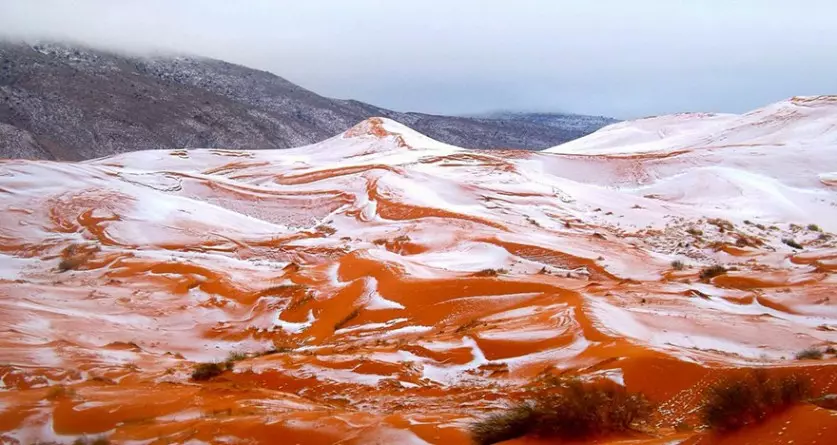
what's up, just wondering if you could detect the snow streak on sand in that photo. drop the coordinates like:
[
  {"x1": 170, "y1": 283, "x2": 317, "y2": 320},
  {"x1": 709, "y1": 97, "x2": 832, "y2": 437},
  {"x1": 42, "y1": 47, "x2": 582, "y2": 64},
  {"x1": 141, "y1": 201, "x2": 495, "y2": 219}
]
[{"x1": 1, "y1": 99, "x2": 837, "y2": 444}]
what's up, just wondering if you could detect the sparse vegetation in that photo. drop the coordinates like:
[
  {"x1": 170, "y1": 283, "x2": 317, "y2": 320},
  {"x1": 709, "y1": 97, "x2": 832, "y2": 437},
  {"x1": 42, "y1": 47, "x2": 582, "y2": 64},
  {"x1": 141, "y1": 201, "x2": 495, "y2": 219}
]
[
  {"x1": 45, "y1": 385, "x2": 76, "y2": 400},
  {"x1": 471, "y1": 405, "x2": 536, "y2": 445},
  {"x1": 226, "y1": 351, "x2": 248, "y2": 362},
  {"x1": 674, "y1": 421, "x2": 692, "y2": 432},
  {"x1": 701, "y1": 371, "x2": 811, "y2": 431},
  {"x1": 686, "y1": 228, "x2": 703, "y2": 237},
  {"x1": 782, "y1": 238, "x2": 803, "y2": 249},
  {"x1": 474, "y1": 268, "x2": 508, "y2": 277},
  {"x1": 671, "y1": 260, "x2": 685, "y2": 271},
  {"x1": 699, "y1": 265, "x2": 727, "y2": 281},
  {"x1": 707, "y1": 218, "x2": 734, "y2": 233},
  {"x1": 807, "y1": 224, "x2": 821, "y2": 232},
  {"x1": 455, "y1": 319, "x2": 481, "y2": 333},
  {"x1": 57, "y1": 257, "x2": 85, "y2": 272},
  {"x1": 334, "y1": 308, "x2": 361, "y2": 331},
  {"x1": 734, "y1": 233, "x2": 763, "y2": 248},
  {"x1": 257, "y1": 346, "x2": 294, "y2": 356},
  {"x1": 470, "y1": 380, "x2": 652, "y2": 445},
  {"x1": 825, "y1": 346, "x2": 836, "y2": 355},
  {"x1": 755, "y1": 223, "x2": 766, "y2": 230},
  {"x1": 73, "y1": 437, "x2": 110, "y2": 445},
  {"x1": 191, "y1": 361, "x2": 234, "y2": 381},
  {"x1": 795, "y1": 347, "x2": 824, "y2": 360}
]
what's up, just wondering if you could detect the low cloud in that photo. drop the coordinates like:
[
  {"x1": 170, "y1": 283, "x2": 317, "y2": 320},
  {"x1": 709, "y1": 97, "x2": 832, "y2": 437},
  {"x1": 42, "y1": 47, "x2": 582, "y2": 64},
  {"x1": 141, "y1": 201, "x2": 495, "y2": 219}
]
[{"x1": 2, "y1": 0, "x2": 835, "y2": 118}]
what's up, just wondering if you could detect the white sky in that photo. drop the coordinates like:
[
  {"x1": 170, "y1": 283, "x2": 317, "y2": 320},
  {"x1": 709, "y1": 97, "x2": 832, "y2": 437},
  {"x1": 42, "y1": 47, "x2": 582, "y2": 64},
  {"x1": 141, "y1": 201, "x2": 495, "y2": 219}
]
[{"x1": 1, "y1": 0, "x2": 835, "y2": 118}]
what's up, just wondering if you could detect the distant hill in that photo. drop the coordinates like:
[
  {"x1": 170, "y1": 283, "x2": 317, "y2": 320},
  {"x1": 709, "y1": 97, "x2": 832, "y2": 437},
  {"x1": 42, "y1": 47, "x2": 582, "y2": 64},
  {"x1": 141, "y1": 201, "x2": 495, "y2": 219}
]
[
  {"x1": 472, "y1": 111, "x2": 618, "y2": 132},
  {"x1": 0, "y1": 41, "x2": 616, "y2": 160}
]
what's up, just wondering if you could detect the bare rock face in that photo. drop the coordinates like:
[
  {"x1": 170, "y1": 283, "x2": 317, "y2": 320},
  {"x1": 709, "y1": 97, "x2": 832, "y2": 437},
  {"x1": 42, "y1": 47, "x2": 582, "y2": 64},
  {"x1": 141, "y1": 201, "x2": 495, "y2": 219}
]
[
  {"x1": 0, "y1": 122, "x2": 51, "y2": 159},
  {"x1": 0, "y1": 41, "x2": 616, "y2": 160}
]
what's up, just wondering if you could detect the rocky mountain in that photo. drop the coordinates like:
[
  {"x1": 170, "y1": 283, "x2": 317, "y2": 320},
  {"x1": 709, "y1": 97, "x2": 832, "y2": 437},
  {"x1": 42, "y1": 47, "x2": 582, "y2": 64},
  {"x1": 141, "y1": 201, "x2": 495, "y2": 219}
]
[
  {"x1": 0, "y1": 41, "x2": 616, "y2": 160},
  {"x1": 473, "y1": 110, "x2": 618, "y2": 132}
]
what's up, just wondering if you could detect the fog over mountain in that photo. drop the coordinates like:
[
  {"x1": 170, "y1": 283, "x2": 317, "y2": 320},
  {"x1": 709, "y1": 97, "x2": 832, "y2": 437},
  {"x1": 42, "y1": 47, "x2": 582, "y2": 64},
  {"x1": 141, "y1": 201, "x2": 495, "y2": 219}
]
[
  {"x1": 1, "y1": 0, "x2": 835, "y2": 118},
  {"x1": 0, "y1": 41, "x2": 616, "y2": 160}
]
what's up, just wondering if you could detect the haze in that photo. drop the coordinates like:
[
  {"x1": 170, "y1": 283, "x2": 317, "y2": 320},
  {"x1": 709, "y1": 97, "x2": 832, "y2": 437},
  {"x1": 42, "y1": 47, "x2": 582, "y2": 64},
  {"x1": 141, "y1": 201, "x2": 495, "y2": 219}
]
[{"x1": 1, "y1": 0, "x2": 835, "y2": 118}]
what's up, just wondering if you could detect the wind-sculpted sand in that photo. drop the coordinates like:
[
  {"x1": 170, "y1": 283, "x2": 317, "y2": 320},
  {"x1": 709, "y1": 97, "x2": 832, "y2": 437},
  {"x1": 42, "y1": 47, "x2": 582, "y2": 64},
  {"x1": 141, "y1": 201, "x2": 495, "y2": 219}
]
[{"x1": 2, "y1": 98, "x2": 837, "y2": 444}]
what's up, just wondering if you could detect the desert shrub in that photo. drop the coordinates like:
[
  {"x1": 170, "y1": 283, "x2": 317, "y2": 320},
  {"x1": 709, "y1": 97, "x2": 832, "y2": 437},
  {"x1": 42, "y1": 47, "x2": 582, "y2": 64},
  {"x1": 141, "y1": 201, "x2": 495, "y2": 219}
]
[
  {"x1": 735, "y1": 234, "x2": 763, "y2": 248},
  {"x1": 825, "y1": 346, "x2": 836, "y2": 355},
  {"x1": 755, "y1": 223, "x2": 766, "y2": 230},
  {"x1": 671, "y1": 260, "x2": 685, "y2": 271},
  {"x1": 226, "y1": 351, "x2": 248, "y2": 362},
  {"x1": 795, "y1": 347, "x2": 823, "y2": 360},
  {"x1": 470, "y1": 380, "x2": 652, "y2": 445},
  {"x1": 191, "y1": 361, "x2": 234, "y2": 381},
  {"x1": 707, "y1": 218, "x2": 734, "y2": 232},
  {"x1": 471, "y1": 405, "x2": 537, "y2": 445},
  {"x1": 45, "y1": 385, "x2": 76, "y2": 400},
  {"x1": 782, "y1": 238, "x2": 803, "y2": 249},
  {"x1": 807, "y1": 224, "x2": 821, "y2": 232},
  {"x1": 73, "y1": 437, "x2": 110, "y2": 445},
  {"x1": 257, "y1": 346, "x2": 293, "y2": 356},
  {"x1": 334, "y1": 308, "x2": 361, "y2": 330},
  {"x1": 702, "y1": 371, "x2": 810, "y2": 431},
  {"x1": 699, "y1": 265, "x2": 727, "y2": 280},
  {"x1": 474, "y1": 268, "x2": 507, "y2": 277},
  {"x1": 686, "y1": 228, "x2": 703, "y2": 236},
  {"x1": 674, "y1": 421, "x2": 693, "y2": 432},
  {"x1": 57, "y1": 257, "x2": 85, "y2": 272}
]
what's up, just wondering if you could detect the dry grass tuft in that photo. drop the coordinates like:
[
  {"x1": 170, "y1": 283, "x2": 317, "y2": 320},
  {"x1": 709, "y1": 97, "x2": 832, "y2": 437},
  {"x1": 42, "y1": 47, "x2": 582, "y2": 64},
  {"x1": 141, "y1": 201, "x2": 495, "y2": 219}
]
[
  {"x1": 191, "y1": 361, "x2": 234, "y2": 381},
  {"x1": 707, "y1": 218, "x2": 734, "y2": 233},
  {"x1": 470, "y1": 380, "x2": 652, "y2": 445},
  {"x1": 334, "y1": 308, "x2": 361, "y2": 331},
  {"x1": 699, "y1": 265, "x2": 727, "y2": 281},
  {"x1": 702, "y1": 371, "x2": 811, "y2": 431},
  {"x1": 795, "y1": 347, "x2": 823, "y2": 360},
  {"x1": 782, "y1": 238, "x2": 803, "y2": 249},
  {"x1": 73, "y1": 437, "x2": 110, "y2": 445}
]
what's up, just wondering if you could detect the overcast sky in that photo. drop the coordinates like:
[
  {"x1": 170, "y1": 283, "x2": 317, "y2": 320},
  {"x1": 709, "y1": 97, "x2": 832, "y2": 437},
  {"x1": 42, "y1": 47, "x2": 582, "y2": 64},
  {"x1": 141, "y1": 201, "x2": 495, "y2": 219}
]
[{"x1": 1, "y1": 0, "x2": 835, "y2": 118}]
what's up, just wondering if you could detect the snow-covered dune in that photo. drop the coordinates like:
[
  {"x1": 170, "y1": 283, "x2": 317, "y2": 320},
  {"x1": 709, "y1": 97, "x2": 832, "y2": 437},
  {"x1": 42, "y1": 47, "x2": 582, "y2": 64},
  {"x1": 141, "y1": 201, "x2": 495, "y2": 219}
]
[
  {"x1": 546, "y1": 95, "x2": 837, "y2": 155},
  {"x1": 1, "y1": 100, "x2": 836, "y2": 445}
]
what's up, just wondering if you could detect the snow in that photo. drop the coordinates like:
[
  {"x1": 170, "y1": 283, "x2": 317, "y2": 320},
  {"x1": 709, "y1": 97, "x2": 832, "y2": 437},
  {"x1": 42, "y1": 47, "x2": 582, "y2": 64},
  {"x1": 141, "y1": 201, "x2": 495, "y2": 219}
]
[
  {"x1": 1, "y1": 95, "x2": 837, "y2": 443},
  {"x1": 421, "y1": 336, "x2": 488, "y2": 385},
  {"x1": 0, "y1": 253, "x2": 38, "y2": 280},
  {"x1": 274, "y1": 310, "x2": 315, "y2": 334},
  {"x1": 363, "y1": 278, "x2": 405, "y2": 310},
  {"x1": 405, "y1": 242, "x2": 512, "y2": 272},
  {"x1": 545, "y1": 112, "x2": 737, "y2": 155},
  {"x1": 546, "y1": 96, "x2": 837, "y2": 156}
]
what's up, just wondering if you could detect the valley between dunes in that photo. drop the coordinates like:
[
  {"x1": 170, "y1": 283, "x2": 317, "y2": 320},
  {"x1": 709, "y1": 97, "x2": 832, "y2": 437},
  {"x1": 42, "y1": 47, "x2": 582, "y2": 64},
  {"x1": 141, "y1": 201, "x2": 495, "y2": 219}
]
[{"x1": 1, "y1": 96, "x2": 837, "y2": 444}]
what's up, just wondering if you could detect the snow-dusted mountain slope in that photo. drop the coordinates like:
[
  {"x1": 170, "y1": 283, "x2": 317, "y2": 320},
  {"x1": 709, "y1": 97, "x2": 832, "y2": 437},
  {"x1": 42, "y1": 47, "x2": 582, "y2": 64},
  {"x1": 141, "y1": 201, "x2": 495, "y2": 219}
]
[
  {"x1": 1, "y1": 100, "x2": 836, "y2": 444},
  {"x1": 0, "y1": 41, "x2": 614, "y2": 160}
]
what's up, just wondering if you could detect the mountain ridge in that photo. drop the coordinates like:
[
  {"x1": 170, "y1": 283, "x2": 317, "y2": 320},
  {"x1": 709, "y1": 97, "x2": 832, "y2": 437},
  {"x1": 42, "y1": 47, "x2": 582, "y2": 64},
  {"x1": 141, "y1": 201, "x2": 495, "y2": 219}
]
[{"x1": 0, "y1": 41, "x2": 616, "y2": 160}]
